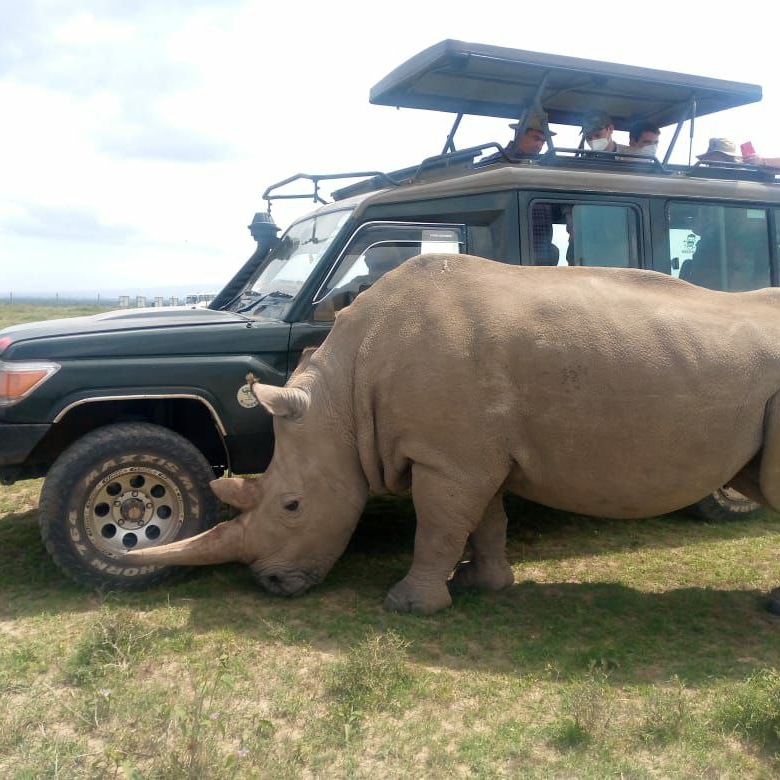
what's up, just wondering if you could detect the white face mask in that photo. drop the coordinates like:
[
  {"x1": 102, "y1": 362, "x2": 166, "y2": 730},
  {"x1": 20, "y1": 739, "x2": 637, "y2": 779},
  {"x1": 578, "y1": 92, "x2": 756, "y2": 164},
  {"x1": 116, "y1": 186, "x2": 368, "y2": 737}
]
[
  {"x1": 588, "y1": 137, "x2": 610, "y2": 151},
  {"x1": 639, "y1": 143, "x2": 658, "y2": 157}
]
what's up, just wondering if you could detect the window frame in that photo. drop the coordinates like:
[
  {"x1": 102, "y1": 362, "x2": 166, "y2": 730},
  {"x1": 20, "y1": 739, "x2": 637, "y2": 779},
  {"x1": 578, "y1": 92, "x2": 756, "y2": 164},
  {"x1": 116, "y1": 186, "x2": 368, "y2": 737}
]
[
  {"x1": 519, "y1": 192, "x2": 649, "y2": 269},
  {"x1": 310, "y1": 220, "x2": 467, "y2": 306},
  {"x1": 663, "y1": 199, "x2": 775, "y2": 291}
]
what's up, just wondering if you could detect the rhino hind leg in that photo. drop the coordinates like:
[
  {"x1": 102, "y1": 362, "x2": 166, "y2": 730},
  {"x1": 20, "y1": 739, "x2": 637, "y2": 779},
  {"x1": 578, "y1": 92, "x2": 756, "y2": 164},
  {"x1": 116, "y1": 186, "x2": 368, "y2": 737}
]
[
  {"x1": 450, "y1": 493, "x2": 514, "y2": 593},
  {"x1": 757, "y1": 392, "x2": 780, "y2": 512}
]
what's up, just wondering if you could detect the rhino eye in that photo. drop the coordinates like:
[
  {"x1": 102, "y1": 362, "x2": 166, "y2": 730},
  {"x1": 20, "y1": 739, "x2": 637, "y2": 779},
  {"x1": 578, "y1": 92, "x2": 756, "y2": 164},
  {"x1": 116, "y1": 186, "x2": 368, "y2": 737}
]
[{"x1": 283, "y1": 499, "x2": 300, "y2": 512}]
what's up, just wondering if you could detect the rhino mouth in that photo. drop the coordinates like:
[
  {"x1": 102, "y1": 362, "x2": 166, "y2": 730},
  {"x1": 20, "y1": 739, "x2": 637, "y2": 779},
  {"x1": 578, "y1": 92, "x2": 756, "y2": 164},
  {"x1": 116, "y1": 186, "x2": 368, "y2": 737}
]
[{"x1": 253, "y1": 568, "x2": 320, "y2": 597}]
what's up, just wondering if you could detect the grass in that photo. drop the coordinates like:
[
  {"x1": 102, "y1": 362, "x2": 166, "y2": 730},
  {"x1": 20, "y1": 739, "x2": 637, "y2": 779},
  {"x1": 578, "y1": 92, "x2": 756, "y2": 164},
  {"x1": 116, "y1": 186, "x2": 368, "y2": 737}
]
[
  {"x1": 1, "y1": 305, "x2": 779, "y2": 776},
  {"x1": 2, "y1": 480, "x2": 779, "y2": 778},
  {"x1": 0, "y1": 302, "x2": 110, "y2": 330}
]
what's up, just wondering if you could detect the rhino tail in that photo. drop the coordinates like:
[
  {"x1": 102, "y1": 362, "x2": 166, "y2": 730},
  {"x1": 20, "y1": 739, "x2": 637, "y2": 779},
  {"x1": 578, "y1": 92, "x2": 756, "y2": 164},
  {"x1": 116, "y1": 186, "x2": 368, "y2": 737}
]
[
  {"x1": 758, "y1": 391, "x2": 780, "y2": 511},
  {"x1": 122, "y1": 519, "x2": 247, "y2": 566}
]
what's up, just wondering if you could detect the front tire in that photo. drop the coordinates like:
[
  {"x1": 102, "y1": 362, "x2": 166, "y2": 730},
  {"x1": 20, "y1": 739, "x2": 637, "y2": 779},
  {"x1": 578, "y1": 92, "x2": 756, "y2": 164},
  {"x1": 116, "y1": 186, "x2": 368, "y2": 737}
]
[
  {"x1": 39, "y1": 423, "x2": 219, "y2": 590},
  {"x1": 689, "y1": 486, "x2": 765, "y2": 522}
]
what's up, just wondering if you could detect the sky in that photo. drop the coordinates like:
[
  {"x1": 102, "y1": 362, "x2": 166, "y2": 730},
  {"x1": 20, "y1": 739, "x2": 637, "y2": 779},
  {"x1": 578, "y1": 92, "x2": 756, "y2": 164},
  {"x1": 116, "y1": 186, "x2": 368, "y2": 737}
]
[{"x1": 1, "y1": 0, "x2": 778, "y2": 296}]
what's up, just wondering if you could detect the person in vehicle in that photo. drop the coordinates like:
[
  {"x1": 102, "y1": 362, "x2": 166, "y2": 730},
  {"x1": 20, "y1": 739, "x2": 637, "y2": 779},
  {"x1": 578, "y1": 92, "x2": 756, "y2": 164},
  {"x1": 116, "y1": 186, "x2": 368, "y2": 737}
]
[
  {"x1": 696, "y1": 138, "x2": 741, "y2": 163},
  {"x1": 729, "y1": 240, "x2": 763, "y2": 291},
  {"x1": 677, "y1": 208, "x2": 768, "y2": 291},
  {"x1": 531, "y1": 203, "x2": 560, "y2": 265},
  {"x1": 482, "y1": 115, "x2": 555, "y2": 163},
  {"x1": 743, "y1": 152, "x2": 780, "y2": 169},
  {"x1": 678, "y1": 208, "x2": 723, "y2": 288},
  {"x1": 580, "y1": 111, "x2": 630, "y2": 154},
  {"x1": 315, "y1": 245, "x2": 409, "y2": 319},
  {"x1": 562, "y1": 204, "x2": 574, "y2": 263},
  {"x1": 628, "y1": 120, "x2": 661, "y2": 156}
]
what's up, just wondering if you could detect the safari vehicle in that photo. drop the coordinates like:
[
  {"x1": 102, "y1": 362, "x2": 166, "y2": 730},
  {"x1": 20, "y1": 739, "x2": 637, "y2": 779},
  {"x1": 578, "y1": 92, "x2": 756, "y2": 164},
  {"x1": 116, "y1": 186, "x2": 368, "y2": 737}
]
[{"x1": 1, "y1": 40, "x2": 778, "y2": 591}]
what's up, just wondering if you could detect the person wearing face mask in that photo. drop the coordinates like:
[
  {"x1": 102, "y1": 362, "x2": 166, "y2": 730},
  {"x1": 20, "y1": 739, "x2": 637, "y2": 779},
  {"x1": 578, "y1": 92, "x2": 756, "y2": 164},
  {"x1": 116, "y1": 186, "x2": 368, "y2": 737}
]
[
  {"x1": 628, "y1": 120, "x2": 661, "y2": 158},
  {"x1": 580, "y1": 110, "x2": 631, "y2": 155}
]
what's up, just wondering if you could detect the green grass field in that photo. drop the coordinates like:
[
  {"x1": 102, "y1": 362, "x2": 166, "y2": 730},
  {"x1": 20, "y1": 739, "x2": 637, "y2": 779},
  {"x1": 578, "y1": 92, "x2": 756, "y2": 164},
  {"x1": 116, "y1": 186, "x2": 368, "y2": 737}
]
[
  {"x1": 1, "y1": 304, "x2": 779, "y2": 777},
  {"x1": 0, "y1": 302, "x2": 110, "y2": 330}
]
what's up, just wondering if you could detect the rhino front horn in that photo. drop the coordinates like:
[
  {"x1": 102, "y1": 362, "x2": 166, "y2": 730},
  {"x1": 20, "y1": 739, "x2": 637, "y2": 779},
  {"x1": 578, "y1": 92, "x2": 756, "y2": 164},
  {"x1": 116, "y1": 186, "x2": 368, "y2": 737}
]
[{"x1": 123, "y1": 520, "x2": 247, "y2": 566}]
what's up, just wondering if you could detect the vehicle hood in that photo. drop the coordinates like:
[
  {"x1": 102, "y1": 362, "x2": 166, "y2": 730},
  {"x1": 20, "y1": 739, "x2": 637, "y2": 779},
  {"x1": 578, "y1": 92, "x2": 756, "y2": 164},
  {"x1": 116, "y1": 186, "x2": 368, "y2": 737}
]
[{"x1": 0, "y1": 306, "x2": 286, "y2": 361}]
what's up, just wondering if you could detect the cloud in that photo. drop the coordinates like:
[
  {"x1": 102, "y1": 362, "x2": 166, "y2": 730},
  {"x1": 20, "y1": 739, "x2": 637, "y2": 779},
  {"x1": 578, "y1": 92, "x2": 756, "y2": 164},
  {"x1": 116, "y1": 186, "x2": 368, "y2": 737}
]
[
  {"x1": 1, "y1": 202, "x2": 140, "y2": 244},
  {"x1": 0, "y1": 3, "x2": 250, "y2": 167},
  {"x1": 0, "y1": 6, "x2": 187, "y2": 96},
  {"x1": 96, "y1": 115, "x2": 240, "y2": 163}
]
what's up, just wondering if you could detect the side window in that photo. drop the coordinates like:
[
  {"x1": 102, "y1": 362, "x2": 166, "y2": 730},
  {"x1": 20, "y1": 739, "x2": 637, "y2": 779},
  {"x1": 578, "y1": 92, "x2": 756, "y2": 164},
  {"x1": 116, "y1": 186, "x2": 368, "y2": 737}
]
[
  {"x1": 531, "y1": 201, "x2": 639, "y2": 268},
  {"x1": 312, "y1": 223, "x2": 465, "y2": 321},
  {"x1": 668, "y1": 203, "x2": 770, "y2": 291},
  {"x1": 571, "y1": 205, "x2": 639, "y2": 268}
]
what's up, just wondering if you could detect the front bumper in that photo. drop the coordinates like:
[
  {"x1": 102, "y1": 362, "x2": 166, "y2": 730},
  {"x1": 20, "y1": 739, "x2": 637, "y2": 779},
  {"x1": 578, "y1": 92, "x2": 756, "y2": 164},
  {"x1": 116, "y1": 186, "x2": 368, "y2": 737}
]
[{"x1": 0, "y1": 423, "x2": 51, "y2": 482}]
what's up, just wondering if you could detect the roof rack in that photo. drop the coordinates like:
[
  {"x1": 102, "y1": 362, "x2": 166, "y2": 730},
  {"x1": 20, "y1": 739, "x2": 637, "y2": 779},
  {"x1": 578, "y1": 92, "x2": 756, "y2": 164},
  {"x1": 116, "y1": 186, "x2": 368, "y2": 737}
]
[
  {"x1": 276, "y1": 146, "x2": 779, "y2": 210},
  {"x1": 533, "y1": 147, "x2": 669, "y2": 174},
  {"x1": 262, "y1": 171, "x2": 406, "y2": 213},
  {"x1": 331, "y1": 143, "x2": 495, "y2": 200},
  {"x1": 683, "y1": 160, "x2": 778, "y2": 184}
]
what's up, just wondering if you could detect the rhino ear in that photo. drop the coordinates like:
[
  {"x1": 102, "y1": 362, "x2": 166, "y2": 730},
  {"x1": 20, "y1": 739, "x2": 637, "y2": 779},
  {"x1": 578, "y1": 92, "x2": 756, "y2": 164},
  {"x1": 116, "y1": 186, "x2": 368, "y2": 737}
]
[
  {"x1": 252, "y1": 383, "x2": 310, "y2": 418},
  {"x1": 210, "y1": 477, "x2": 262, "y2": 510}
]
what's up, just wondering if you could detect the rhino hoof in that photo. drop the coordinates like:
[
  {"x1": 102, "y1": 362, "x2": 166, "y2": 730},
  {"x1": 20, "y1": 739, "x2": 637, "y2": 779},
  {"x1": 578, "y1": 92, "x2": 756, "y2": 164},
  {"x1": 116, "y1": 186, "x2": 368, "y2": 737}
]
[
  {"x1": 450, "y1": 560, "x2": 515, "y2": 592},
  {"x1": 384, "y1": 579, "x2": 452, "y2": 614}
]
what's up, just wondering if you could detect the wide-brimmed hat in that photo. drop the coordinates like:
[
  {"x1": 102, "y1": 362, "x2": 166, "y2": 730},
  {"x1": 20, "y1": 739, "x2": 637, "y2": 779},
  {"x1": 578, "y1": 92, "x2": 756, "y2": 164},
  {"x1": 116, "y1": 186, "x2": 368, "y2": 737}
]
[
  {"x1": 508, "y1": 115, "x2": 556, "y2": 135},
  {"x1": 696, "y1": 137, "x2": 740, "y2": 160},
  {"x1": 580, "y1": 110, "x2": 613, "y2": 135}
]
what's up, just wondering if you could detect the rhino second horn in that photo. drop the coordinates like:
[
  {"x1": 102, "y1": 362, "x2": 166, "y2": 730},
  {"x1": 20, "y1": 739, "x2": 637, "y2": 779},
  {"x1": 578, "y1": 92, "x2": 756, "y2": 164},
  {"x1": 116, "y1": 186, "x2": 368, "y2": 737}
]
[{"x1": 123, "y1": 520, "x2": 247, "y2": 566}]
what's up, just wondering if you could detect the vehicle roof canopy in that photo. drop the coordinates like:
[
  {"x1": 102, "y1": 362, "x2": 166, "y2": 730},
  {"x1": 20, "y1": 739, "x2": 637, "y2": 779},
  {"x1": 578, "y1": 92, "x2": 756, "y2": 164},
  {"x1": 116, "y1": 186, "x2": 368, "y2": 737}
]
[
  {"x1": 262, "y1": 41, "x2": 772, "y2": 212},
  {"x1": 369, "y1": 39, "x2": 762, "y2": 130}
]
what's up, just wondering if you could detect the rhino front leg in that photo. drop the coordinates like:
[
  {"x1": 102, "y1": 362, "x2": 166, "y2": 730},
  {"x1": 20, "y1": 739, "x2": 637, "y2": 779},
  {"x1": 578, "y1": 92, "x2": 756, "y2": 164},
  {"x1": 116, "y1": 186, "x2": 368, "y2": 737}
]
[
  {"x1": 450, "y1": 492, "x2": 515, "y2": 592},
  {"x1": 384, "y1": 467, "x2": 497, "y2": 614}
]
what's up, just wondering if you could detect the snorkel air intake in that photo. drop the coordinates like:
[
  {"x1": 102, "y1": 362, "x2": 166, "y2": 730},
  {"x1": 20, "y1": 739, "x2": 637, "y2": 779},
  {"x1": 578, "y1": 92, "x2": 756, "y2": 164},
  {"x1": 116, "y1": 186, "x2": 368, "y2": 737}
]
[{"x1": 209, "y1": 212, "x2": 280, "y2": 310}]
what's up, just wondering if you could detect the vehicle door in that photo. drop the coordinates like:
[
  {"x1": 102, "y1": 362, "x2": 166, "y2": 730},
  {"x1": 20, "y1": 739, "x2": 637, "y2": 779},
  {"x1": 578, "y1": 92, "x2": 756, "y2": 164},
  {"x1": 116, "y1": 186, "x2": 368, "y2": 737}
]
[{"x1": 287, "y1": 222, "x2": 466, "y2": 374}]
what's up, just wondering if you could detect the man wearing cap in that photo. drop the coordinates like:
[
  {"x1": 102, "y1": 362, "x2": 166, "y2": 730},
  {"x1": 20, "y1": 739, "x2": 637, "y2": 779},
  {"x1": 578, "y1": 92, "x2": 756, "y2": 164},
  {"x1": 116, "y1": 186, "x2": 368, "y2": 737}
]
[
  {"x1": 482, "y1": 115, "x2": 555, "y2": 164},
  {"x1": 581, "y1": 110, "x2": 630, "y2": 154},
  {"x1": 479, "y1": 115, "x2": 558, "y2": 263},
  {"x1": 697, "y1": 138, "x2": 741, "y2": 163}
]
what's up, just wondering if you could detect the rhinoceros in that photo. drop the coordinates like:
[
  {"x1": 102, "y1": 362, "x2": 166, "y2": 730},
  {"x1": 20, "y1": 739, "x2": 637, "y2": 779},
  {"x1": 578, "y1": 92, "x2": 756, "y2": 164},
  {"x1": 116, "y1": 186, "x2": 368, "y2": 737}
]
[{"x1": 124, "y1": 253, "x2": 780, "y2": 613}]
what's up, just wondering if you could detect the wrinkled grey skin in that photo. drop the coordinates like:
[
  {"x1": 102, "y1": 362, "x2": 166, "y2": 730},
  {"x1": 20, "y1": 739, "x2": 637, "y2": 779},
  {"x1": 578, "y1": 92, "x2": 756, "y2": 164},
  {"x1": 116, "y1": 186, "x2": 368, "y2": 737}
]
[{"x1": 124, "y1": 253, "x2": 780, "y2": 613}]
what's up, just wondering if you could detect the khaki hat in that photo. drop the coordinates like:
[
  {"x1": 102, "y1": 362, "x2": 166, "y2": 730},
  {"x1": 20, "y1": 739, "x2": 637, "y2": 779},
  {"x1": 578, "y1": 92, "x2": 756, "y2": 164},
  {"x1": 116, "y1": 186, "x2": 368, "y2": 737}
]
[
  {"x1": 697, "y1": 138, "x2": 740, "y2": 160},
  {"x1": 508, "y1": 115, "x2": 556, "y2": 135},
  {"x1": 580, "y1": 110, "x2": 613, "y2": 135}
]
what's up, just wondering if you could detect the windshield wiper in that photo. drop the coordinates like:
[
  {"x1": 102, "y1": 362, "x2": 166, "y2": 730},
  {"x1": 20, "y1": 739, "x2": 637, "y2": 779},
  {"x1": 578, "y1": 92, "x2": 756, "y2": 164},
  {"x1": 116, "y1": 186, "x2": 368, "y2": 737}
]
[{"x1": 237, "y1": 290, "x2": 293, "y2": 313}]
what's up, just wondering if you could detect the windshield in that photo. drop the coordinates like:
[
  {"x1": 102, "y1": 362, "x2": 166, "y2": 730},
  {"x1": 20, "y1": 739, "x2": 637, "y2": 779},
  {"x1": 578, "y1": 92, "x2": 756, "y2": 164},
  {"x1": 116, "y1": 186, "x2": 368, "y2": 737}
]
[{"x1": 235, "y1": 208, "x2": 353, "y2": 317}]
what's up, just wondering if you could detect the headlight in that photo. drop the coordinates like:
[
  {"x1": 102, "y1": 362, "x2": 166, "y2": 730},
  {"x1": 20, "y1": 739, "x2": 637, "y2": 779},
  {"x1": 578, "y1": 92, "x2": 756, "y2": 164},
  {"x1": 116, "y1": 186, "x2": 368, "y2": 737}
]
[{"x1": 0, "y1": 360, "x2": 60, "y2": 407}]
